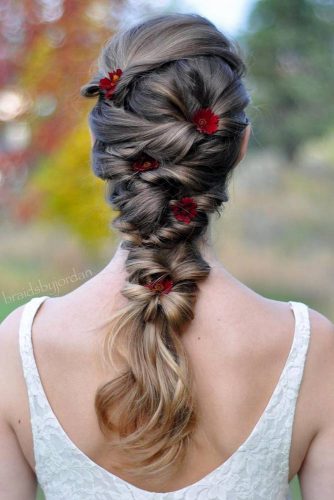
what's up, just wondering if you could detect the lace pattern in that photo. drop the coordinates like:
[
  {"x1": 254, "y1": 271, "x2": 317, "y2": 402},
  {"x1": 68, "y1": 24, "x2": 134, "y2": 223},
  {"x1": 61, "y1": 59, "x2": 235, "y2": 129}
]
[{"x1": 18, "y1": 296, "x2": 311, "y2": 499}]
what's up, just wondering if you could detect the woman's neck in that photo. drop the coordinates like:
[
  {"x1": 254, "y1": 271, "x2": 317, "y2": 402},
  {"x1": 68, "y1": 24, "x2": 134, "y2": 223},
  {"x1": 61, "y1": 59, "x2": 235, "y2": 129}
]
[{"x1": 101, "y1": 236, "x2": 225, "y2": 277}]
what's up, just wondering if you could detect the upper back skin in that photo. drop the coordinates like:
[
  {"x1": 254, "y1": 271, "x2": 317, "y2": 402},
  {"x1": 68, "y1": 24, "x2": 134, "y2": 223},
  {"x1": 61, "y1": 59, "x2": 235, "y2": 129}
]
[{"x1": 1, "y1": 255, "x2": 333, "y2": 494}]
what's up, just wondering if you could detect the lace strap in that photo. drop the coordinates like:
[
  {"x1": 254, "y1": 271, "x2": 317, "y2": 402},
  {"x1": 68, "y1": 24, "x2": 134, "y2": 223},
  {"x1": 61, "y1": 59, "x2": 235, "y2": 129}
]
[
  {"x1": 263, "y1": 301, "x2": 311, "y2": 411},
  {"x1": 18, "y1": 296, "x2": 51, "y2": 419},
  {"x1": 287, "y1": 301, "x2": 311, "y2": 381},
  {"x1": 281, "y1": 301, "x2": 311, "y2": 459}
]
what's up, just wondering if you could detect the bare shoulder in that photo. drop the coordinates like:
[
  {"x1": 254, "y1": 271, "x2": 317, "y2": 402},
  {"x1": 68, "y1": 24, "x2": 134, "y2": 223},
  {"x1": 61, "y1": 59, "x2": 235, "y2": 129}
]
[
  {"x1": 0, "y1": 304, "x2": 38, "y2": 499},
  {"x1": 310, "y1": 305, "x2": 334, "y2": 407},
  {"x1": 0, "y1": 304, "x2": 26, "y2": 419},
  {"x1": 305, "y1": 306, "x2": 334, "y2": 415},
  {"x1": 0, "y1": 303, "x2": 25, "y2": 337},
  {"x1": 308, "y1": 306, "x2": 334, "y2": 347},
  {"x1": 297, "y1": 306, "x2": 334, "y2": 499},
  {"x1": 0, "y1": 303, "x2": 26, "y2": 364}
]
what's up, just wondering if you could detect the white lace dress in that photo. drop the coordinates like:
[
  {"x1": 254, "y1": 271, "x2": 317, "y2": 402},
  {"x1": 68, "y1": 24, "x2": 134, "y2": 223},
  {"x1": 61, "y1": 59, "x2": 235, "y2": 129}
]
[{"x1": 19, "y1": 296, "x2": 311, "y2": 499}]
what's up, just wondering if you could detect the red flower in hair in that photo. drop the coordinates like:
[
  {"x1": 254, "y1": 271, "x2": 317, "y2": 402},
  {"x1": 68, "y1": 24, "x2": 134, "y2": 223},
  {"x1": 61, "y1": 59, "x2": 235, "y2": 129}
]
[
  {"x1": 132, "y1": 156, "x2": 160, "y2": 172},
  {"x1": 145, "y1": 278, "x2": 174, "y2": 294},
  {"x1": 193, "y1": 108, "x2": 219, "y2": 134},
  {"x1": 171, "y1": 197, "x2": 198, "y2": 224},
  {"x1": 99, "y1": 68, "x2": 123, "y2": 99}
]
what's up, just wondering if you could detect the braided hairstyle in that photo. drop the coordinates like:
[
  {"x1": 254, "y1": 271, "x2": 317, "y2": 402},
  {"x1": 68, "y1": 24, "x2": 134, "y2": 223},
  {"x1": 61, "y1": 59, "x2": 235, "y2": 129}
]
[{"x1": 80, "y1": 13, "x2": 250, "y2": 478}]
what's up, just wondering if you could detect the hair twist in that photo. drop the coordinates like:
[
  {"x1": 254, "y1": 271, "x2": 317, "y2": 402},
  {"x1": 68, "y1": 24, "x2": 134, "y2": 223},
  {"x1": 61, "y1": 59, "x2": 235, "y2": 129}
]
[{"x1": 80, "y1": 13, "x2": 250, "y2": 478}]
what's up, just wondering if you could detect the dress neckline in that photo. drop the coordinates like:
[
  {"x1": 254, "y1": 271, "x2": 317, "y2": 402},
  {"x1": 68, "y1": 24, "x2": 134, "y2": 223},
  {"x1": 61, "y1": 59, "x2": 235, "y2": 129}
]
[{"x1": 25, "y1": 295, "x2": 300, "y2": 496}]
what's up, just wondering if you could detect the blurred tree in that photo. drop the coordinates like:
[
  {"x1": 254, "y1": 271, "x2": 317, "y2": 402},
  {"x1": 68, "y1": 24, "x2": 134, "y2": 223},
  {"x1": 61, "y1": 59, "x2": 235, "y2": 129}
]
[
  {"x1": 30, "y1": 121, "x2": 112, "y2": 252},
  {"x1": 242, "y1": 0, "x2": 334, "y2": 162},
  {"x1": 0, "y1": 0, "x2": 123, "y2": 248}
]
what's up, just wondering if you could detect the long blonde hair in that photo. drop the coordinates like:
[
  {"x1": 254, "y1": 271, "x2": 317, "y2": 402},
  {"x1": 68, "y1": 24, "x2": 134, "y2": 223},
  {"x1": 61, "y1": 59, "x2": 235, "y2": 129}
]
[{"x1": 80, "y1": 12, "x2": 250, "y2": 478}]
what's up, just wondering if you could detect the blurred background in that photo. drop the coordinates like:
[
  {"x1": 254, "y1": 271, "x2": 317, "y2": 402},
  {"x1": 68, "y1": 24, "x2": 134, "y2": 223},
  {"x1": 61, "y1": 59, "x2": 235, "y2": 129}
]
[{"x1": 0, "y1": 0, "x2": 333, "y2": 499}]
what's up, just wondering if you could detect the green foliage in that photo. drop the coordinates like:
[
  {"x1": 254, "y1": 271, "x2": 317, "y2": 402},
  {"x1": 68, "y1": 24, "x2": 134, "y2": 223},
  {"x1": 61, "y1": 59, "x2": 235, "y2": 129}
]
[
  {"x1": 242, "y1": 0, "x2": 334, "y2": 160},
  {"x1": 29, "y1": 121, "x2": 113, "y2": 252}
]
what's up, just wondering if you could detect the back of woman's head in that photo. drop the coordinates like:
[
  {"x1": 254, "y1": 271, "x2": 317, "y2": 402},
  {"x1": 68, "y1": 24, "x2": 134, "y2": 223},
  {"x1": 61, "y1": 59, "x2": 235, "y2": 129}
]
[{"x1": 81, "y1": 12, "x2": 250, "y2": 478}]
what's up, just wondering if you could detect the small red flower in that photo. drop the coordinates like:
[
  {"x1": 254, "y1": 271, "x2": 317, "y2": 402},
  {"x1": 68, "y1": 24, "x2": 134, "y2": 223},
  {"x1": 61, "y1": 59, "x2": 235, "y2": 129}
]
[
  {"x1": 193, "y1": 108, "x2": 219, "y2": 134},
  {"x1": 99, "y1": 68, "x2": 123, "y2": 99},
  {"x1": 145, "y1": 278, "x2": 174, "y2": 294},
  {"x1": 132, "y1": 156, "x2": 160, "y2": 172},
  {"x1": 171, "y1": 197, "x2": 198, "y2": 224}
]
